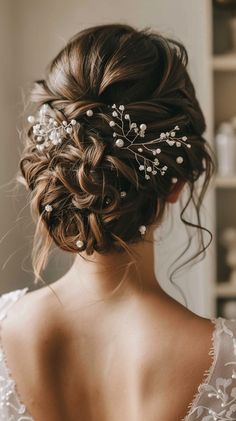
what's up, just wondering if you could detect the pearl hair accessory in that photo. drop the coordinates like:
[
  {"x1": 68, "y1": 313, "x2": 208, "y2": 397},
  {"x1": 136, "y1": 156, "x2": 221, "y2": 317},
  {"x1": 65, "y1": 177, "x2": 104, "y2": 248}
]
[
  {"x1": 45, "y1": 204, "x2": 53, "y2": 212},
  {"x1": 139, "y1": 225, "x2": 147, "y2": 235},
  {"x1": 107, "y1": 104, "x2": 191, "y2": 180},
  {"x1": 76, "y1": 239, "x2": 85, "y2": 249},
  {"x1": 27, "y1": 104, "x2": 191, "y2": 183},
  {"x1": 27, "y1": 104, "x2": 79, "y2": 151}
]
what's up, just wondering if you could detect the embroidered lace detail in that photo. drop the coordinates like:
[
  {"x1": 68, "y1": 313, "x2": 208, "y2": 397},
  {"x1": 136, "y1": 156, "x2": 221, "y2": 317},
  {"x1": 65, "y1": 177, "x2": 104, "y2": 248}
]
[
  {"x1": 182, "y1": 317, "x2": 219, "y2": 420},
  {"x1": 0, "y1": 288, "x2": 34, "y2": 420},
  {"x1": 184, "y1": 317, "x2": 236, "y2": 420}
]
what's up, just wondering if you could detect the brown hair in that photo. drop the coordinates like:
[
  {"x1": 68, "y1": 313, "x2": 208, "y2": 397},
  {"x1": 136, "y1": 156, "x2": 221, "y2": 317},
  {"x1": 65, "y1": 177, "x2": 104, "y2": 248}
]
[{"x1": 19, "y1": 23, "x2": 215, "y2": 285}]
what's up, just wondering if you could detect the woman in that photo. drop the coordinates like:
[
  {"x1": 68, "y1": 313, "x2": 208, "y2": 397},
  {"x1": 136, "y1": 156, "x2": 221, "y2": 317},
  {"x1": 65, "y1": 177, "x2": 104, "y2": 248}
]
[{"x1": 0, "y1": 23, "x2": 234, "y2": 421}]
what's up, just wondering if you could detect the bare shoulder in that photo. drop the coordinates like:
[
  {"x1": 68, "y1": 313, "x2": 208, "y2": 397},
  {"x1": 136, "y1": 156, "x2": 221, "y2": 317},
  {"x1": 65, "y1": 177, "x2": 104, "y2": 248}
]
[
  {"x1": 1, "y1": 287, "x2": 69, "y2": 421},
  {"x1": 129, "y1": 293, "x2": 216, "y2": 419},
  {"x1": 1, "y1": 286, "x2": 65, "y2": 349},
  {"x1": 0, "y1": 286, "x2": 67, "y2": 418},
  {"x1": 128, "y1": 292, "x2": 215, "y2": 380}
]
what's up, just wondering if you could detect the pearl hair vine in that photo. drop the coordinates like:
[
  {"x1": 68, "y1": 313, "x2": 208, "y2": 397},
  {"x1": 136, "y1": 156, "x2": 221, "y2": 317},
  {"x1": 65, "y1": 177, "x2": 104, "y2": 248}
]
[
  {"x1": 108, "y1": 104, "x2": 191, "y2": 180},
  {"x1": 27, "y1": 104, "x2": 191, "y2": 182}
]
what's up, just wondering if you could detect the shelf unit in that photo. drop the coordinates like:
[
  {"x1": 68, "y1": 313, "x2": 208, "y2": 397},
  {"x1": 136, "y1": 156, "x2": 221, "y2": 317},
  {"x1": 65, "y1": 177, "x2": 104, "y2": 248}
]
[
  {"x1": 214, "y1": 174, "x2": 236, "y2": 304},
  {"x1": 215, "y1": 175, "x2": 236, "y2": 188},
  {"x1": 215, "y1": 283, "x2": 236, "y2": 298},
  {"x1": 213, "y1": 53, "x2": 236, "y2": 71},
  {"x1": 212, "y1": 2, "x2": 236, "y2": 316}
]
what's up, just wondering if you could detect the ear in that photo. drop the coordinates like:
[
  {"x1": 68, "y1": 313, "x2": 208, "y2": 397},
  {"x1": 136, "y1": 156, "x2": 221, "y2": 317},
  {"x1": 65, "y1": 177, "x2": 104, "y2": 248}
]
[{"x1": 166, "y1": 180, "x2": 186, "y2": 203}]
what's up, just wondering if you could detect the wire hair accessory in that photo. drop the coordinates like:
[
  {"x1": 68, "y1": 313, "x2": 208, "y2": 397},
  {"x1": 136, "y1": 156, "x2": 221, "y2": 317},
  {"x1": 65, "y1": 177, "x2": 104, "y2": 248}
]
[
  {"x1": 108, "y1": 104, "x2": 191, "y2": 180},
  {"x1": 27, "y1": 104, "x2": 191, "y2": 181},
  {"x1": 27, "y1": 104, "x2": 80, "y2": 151}
]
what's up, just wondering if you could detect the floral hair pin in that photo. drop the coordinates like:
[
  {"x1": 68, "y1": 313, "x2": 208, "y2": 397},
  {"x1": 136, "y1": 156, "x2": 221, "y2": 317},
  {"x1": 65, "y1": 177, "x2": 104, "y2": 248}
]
[
  {"x1": 27, "y1": 104, "x2": 80, "y2": 151},
  {"x1": 108, "y1": 104, "x2": 191, "y2": 180}
]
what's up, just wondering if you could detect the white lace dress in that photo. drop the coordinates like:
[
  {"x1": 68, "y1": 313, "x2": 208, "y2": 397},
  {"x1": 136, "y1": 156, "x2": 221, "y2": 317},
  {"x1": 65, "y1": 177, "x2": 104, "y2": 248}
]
[{"x1": 0, "y1": 289, "x2": 236, "y2": 421}]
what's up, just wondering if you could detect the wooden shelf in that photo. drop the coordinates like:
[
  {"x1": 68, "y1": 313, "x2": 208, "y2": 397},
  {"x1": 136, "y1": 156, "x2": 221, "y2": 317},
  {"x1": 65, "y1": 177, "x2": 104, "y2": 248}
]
[
  {"x1": 213, "y1": 53, "x2": 236, "y2": 71},
  {"x1": 216, "y1": 284, "x2": 236, "y2": 297},
  {"x1": 215, "y1": 175, "x2": 236, "y2": 188}
]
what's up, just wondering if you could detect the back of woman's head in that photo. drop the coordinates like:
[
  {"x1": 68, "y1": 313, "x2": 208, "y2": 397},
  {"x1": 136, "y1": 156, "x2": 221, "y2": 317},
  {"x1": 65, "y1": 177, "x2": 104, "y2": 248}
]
[{"x1": 19, "y1": 23, "x2": 215, "y2": 279}]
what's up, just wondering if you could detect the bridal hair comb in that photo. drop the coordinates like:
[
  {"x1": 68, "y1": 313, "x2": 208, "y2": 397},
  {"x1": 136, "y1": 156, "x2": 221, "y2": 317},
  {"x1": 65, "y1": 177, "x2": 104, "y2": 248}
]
[{"x1": 108, "y1": 104, "x2": 191, "y2": 180}]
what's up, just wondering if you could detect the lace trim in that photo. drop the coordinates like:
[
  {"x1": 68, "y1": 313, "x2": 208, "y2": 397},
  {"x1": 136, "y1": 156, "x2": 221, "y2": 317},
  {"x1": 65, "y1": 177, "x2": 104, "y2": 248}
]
[
  {"x1": 181, "y1": 317, "x2": 220, "y2": 421},
  {"x1": 0, "y1": 288, "x2": 33, "y2": 419}
]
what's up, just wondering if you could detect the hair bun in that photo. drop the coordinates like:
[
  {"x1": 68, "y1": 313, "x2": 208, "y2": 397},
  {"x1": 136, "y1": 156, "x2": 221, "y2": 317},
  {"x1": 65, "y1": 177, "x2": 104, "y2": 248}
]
[{"x1": 20, "y1": 23, "x2": 215, "y2": 280}]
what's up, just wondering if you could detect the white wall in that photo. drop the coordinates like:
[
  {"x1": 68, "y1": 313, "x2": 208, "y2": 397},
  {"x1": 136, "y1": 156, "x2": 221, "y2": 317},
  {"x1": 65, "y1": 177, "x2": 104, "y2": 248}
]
[{"x1": 0, "y1": 0, "x2": 215, "y2": 316}]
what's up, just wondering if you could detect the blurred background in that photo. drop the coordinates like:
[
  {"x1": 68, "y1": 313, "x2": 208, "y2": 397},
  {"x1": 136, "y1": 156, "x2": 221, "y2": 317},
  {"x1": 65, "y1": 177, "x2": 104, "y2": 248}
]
[{"x1": 2, "y1": 0, "x2": 236, "y2": 319}]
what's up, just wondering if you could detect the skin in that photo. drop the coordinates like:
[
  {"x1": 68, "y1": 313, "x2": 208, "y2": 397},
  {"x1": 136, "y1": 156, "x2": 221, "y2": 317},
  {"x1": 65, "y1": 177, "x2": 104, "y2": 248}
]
[{"x1": 0, "y1": 180, "x2": 215, "y2": 421}]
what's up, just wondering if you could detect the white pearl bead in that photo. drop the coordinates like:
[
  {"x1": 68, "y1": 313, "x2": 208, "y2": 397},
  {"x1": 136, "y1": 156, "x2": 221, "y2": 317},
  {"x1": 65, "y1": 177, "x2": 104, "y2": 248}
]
[
  {"x1": 109, "y1": 120, "x2": 115, "y2": 127},
  {"x1": 139, "y1": 165, "x2": 144, "y2": 171},
  {"x1": 86, "y1": 109, "x2": 93, "y2": 117},
  {"x1": 66, "y1": 127, "x2": 72, "y2": 134},
  {"x1": 112, "y1": 111, "x2": 118, "y2": 117},
  {"x1": 71, "y1": 119, "x2": 77, "y2": 125},
  {"x1": 27, "y1": 115, "x2": 35, "y2": 123},
  {"x1": 120, "y1": 191, "x2": 127, "y2": 198},
  {"x1": 182, "y1": 136, "x2": 187, "y2": 141},
  {"x1": 171, "y1": 177, "x2": 178, "y2": 183},
  {"x1": 140, "y1": 123, "x2": 147, "y2": 131},
  {"x1": 119, "y1": 105, "x2": 125, "y2": 111},
  {"x1": 139, "y1": 225, "x2": 146, "y2": 235},
  {"x1": 115, "y1": 138, "x2": 124, "y2": 147},
  {"x1": 76, "y1": 240, "x2": 84, "y2": 249},
  {"x1": 187, "y1": 144, "x2": 191, "y2": 148},
  {"x1": 156, "y1": 148, "x2": 161, "y2": 154},
  {"x1": 176, "y1": 156, "x2": 183, "y2": 164},
  {"x1": 147, "y1": 166, "x2": 152, "y2": 172},
  {"x1": 138, "y1": 148, "x2": 143, "y2": 152},
  {"x1": 62, "y1": 120, "x2": 67, "y2": 126},
  {"x1": 45, "y1": 204, "x2": 53, "y2": 212}
]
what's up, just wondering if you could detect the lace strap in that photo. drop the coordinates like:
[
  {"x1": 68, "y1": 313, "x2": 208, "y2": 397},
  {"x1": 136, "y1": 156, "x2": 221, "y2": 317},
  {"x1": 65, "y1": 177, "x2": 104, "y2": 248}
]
[
  {"x1": 182, "y1": 317, "x2": 221, "y2": 421},
  {"x1": 0, "y1": 288, "x2": 33, "y2": 420}
]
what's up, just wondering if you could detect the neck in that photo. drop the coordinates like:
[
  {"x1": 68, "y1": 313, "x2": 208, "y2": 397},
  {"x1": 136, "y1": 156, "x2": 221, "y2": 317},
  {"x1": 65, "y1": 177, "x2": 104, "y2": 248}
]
[{"x1": 64, "y1": 225, "x2": 164, "y2": 300}]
